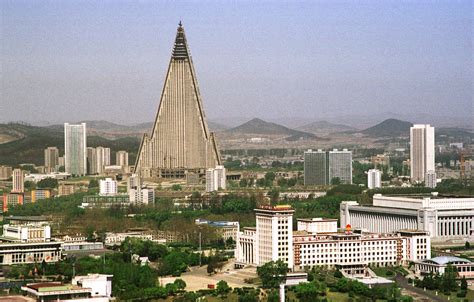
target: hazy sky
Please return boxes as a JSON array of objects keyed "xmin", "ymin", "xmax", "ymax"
[{"xmin": 1, "ymin": 0, "xmax": 472, "ymax": 125}]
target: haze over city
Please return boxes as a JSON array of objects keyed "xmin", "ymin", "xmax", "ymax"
[{"xmin": 2, "ymin": 1, "xmax": 472, "ymax": 126}]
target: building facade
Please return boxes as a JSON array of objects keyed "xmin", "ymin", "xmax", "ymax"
[
  {"xmin": 410, "ymin": 124, "xmax": 435, "ymax": 183},
  {"xmin": 236, "ymin": 206, "xmax": 430, "ymax": 271},
  {"xmin": 12, "ymin": 168, "xmax": 24, "ymax": 193},
  {"xmin": 367, "ymin": 169, "xmax": 382, "ymax": 189},
  {"xmin": 304, "ymin": 149, "xmax": 352, "ymax": 185},
  {"xmin": 255, "ymin": 206, "xmax": 294, "ymax": 269},
  {"xmin": 44, "ymin": 147, "xmax": 59, "ymax": 172},
  {"xmin": 116, "ymin": 151, "xmax": 129, "ymax": 170},
  {"xmin": 340, "ymin": 194, "xmax": 474, "ymax": 241},
  {"xmin": 134, "ymin": 23, "xmax": 221, "ymax": 179},
  {"xmin": 0, "ymin": 166, "xmax": 13, "ymax": 180},
  {"xmin": 205, "ymin": 165, "xmax": 226, "ymax": 192},
  {"xmin": 99, "ymin": 178, "xmax": 117, "ymax": 196},
  {"xmin": 64, "ymin": 123, "xmax": 87, "ymax": 176},
  {"xmin": 87, "ymin": 147, "xmax": 98, "ymax": 175}
]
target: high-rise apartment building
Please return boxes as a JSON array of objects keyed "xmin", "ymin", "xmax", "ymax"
[
  {"xmin": 96, "ymin": 147, "xmax": 111, "ymax": 175},
  {"xmin": 205, "ymin": 165, "xmax": 226, "ymax": 192},
  {"xmin": 255, "ymin": 205, "xmax": 294, "ymax": 268},
  {"xmin": 410, "ymin": 124, "xmax": 435, "ymax": 183},
  {"xmin": 86, "ymin": 147, "xmax": 98, "ymax": 175},
  {"xmin": 304, "ymin": 149, "xmax": 352, "ymax": 185},
  {"xmin": 12, "ymin": 169, "xmax": 24, "ymax": 193},
  {"xmin": 44, "ymin": 147, "xmax": 59, "ymax": 172},
  {"xmin": 64, "ymin": 123, "xmax": 87, "ymax": 176},
  {"xmin": 367, "ymin": 169, "xmax": 382, "ymax": 189},
  {"xmin": 135, "ymin": 23, "xmax": 221, "ymax": 179},
  {"xmin": 116, "ymin": 151, "xmax": 129, "ymax": 170}
]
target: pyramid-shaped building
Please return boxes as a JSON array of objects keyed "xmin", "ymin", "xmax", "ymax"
[{"xmin": 135, "ymin": 23, "xmax": 221, "ymax": 179}]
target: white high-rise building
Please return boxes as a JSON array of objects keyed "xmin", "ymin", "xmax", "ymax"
[
  {"xmin": 99, "ymin": 178, "xmax": 117, "ymax": 196},
  {"xmin": 410, "ymin": 124, "xmax": 435, "ymax": 184},
  {"xmin": 64, "ymin": 123, "xmax": 87, "ymax": 176},
  {"xmin": 44, "ymin": 147, "xmax": 59, "ymax": 172},
  {"xmin": 367, "ymin": 169, "xmax": 382, "ymax": 189},
  {"xmin": 115, "ymin": 151, "xmax": 129, "ymax": 170},
  {"xmin": 205, "ymin": 165, "xmax": 226, "ymax": 192},
  {"xmin": 12, "ymin": 169, "xmax": 24, "ymax": 193},
  {"xmin": 328, "ymin": 149, "xmax": 352, "ymax": 184},
  {"xmin": 255, "ymin": 205, "xmax": 294, "ymax": 268}
]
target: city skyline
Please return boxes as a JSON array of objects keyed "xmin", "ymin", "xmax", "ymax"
[{"xmin": 2, "ymin": 1, "xmax": 472, "ymax": 125}]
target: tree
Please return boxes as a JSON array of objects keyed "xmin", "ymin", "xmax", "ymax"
[
  {"xmin": 37, "ymin": 178, "xmax": 58, "ymax": 189},
  {"xmin": 267, "ymin": 290, "xmax": 279, "ymax": 302},
  {"xmin": 465, "ymin": 241, "xmax": 471, "ymax": 249},
  {"xmin": 24, "ymin": 181, "xmax": 36, "ymax": 190},
  {"xmin": 442, "ymin": 264, "xmax": 458, "ymax": 293},
  {"xmin": 88, "ymin": 179, "xmax": 99, "ymax": 189},
  {"xmin": 295, "ymin": 281, "xmax": 326, "ymax": 302},
  {"xmin": 330, "ymin": 177, "xmax": 341, "ymax": 185},
  {"xmin": 171, "ymin": 184, "xmax": 182, "ymax": 191},
  {"xmin": 460, "ymin": 276, "xmax": 467, "ymax": 290},
  {"xmin": 257, "ymin": 260, "xmax": 288, "ymax": 289},
  {"xmin": 238, "ymin": 292, "xmax": 258, "ymax": 302},
  {"xmin": 216, "ymin": 280, "xmax": 231, "ymax": 298},
  {"xmin": 173, "ymin": 278, "xmax": 186, "ymax": 291}
]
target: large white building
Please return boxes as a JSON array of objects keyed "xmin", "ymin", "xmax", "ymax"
[
  {"xmin": 367, "ymin": 169, "xmax": 382, "ymax": 189},
  {"xmin": 99, "ymin": 178, "xmax": 118, "ymax": 196},
  {"xmin": 236, "ymin": 206, "xmax": 430, "ymax": 272},
  {"xmin": 340, "ymin": 194, "xmax": 474, "ymax": 241},
  {"xmin": 410, "ymin": 124, "xmax": 435, "ymax": 184},
  {"xmin": 255, "ymin": 206, "xmax": 294, "ymax": 269},
  {"xmin": 65, "ymin": 123, "xmax": 87, "ymax": 176},
  {"xmin": 205, "ymin": 165, "xmax": 226, "ymax": 192},
  {"xmin": 127, "ymin": 174, "xmax": 155, "ymax": 204}
]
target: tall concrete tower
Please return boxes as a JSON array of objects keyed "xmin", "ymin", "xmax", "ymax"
[
  {"xmin": 135, "ymin": 23, "xmax": 221, "ymax": 179},
  {"xmin": 410, "ymin": 124, "xmax": 435, "ymax": 183}
]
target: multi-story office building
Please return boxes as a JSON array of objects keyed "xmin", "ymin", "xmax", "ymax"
[
  {"xmin": 86, "ymin": 147, "xmax": 98, "ymax": 175},
  {"xmin": 64, "ymin": 123, "xmax": 87, "ymax": 176},
  {"xmin": 255, "ymin": 205, "xmax": 294, "ymax": 268},
  {"xmin": 410, "ymin": 124, "xmax": 435, "ymax": 184},
  {"xmin": 99, "ymin": 178, "xmax": 117, "ymax": 196},
  {"xmin": 371, "ymin": 154, "xmax": 390, "ymax": 168},
  {"xmin": 116, "ymin": 151, "xmax": 129, "ymax": 170},
  {"xmin": 304, "ymin": 150, "xmax": 326, "ymax": 185},
  {"xmin": 44, "ymin": 147, "xmax": 59, "ymax": 172},
  {"xmin": 12, "ymin": 168, "xmax": 24, "ymax": 193},
  {"xmin": 367, "ymin": 169, "xmax": 382, "ymax": 189},
  {"xmin": 328, "ymin": 149, "xmax": 352, "ymax": 184},
  {"xmin": 236, "ymin": 206, "xmax": 430, "ymax": 271},
  {"xmin": 340, "ymin": 194, "xmax": 474, "ymax": 241},
  {"xmin": 304, "ymin": 149, "xmax": 352, "ymax": 185},
  {"xmin": 205, "ymin": 165, "xmax": 226, "ymax": 192},
  {"xmin": 0, "ymin": 166, "xmax": 13, "ymax": 180}
]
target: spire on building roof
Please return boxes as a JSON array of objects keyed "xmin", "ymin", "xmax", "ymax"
[{"xmin": 173, "ymin": 21, "xmax": 188, "ymax": 59}]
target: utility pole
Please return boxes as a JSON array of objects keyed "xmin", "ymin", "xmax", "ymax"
[{"xmin": 199, "ymin": 231, "xmax": 202, "ymax": 266}]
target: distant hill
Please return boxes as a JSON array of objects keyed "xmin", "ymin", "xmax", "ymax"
[
  {"xmin": 361, "ymin": 119, "xmax": 412, "ymax": 137},
  {"xmin": 226, "ymin": 118, "xmax": 318, "ymax": 140},
  {"xmin": 0, "ymin": 123, "xmax": 140, "ymax": 166},
  {"xmin": 297, "ymin": 120, "xmax": 356, "ymax": 135}
]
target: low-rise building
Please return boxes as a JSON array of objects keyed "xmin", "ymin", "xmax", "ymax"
[
  {"xmin": 0, "ymin": 165, "xmax": 12, "ymax": 180},
  {"xmin": 81, "ymin": 194, "xmax": 130, "ymax": 208},
  {"xmin": 414, "ymin": 256, "xmax": 474, "ymax": 279},
  {"xmin": 340, "ymin": 194, "xmax": 474, "ymax": 240},
  {"xmin": 72, "ymin": 274, "xmax": 113, "ymax": 298},
  {"xmin": 99, "ymin": 178, "xmax": 118, "ymax": 196},
  {"xmin": 58, "ymin": 183, "xmax": 77, "ymax": 196},
  {"xmin": 195, "ymin": 219, "xmax": 240, "ymax": 241},
  {"xmin": 2, "ymin": 193, "xmax": 24, "ymax": 212},
  {"xmin": 31, "ymin": 189, "xmax": 51, "ymax": 202}
]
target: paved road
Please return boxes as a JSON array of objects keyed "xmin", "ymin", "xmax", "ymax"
[{"xmin": 395, "ymin": 273, "xmax": 447, "ymax": 302}]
